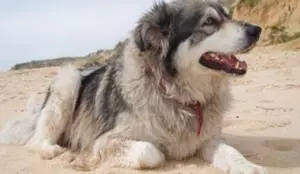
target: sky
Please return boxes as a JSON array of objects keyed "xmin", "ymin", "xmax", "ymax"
[{"xmin": 0, "ymin": 0, "xmax": 170, "ymax": 70}]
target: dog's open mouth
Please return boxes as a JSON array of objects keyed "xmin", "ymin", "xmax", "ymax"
[{"xmin": 199, "ymin": 52, "xmax": 247, "ymax": 75}]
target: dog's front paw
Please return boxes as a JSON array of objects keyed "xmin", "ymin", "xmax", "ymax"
[
  {"xmin": 228, "ymin": 162, "xmax": 268, "ymax": 174},
  {"xmin": 39, "ymin": 144, "xmax": 66, "ymax": 160}
]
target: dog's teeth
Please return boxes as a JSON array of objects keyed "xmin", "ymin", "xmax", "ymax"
[
  {"xmin": 235, "ymin": 62, "xmax": 240, "ymax": 69},
  {"xmin": 210, "ymin": 53, "xmax": 216, "ymax": 57}
]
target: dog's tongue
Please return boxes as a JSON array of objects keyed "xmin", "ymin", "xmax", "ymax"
[{"xmin": 200, "ymin": 52, "xmax": 247, "ymax": 75}]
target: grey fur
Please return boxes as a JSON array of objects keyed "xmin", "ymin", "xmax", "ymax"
[{"xmin": 0, "ymin": 1, "xmax": 267, "ymax": 173}]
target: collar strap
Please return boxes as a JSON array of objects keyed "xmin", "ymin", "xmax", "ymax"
[
  {"xmin": 194, "ymin": 101, "xmax": 203, "ymax": 136},
  {"xmin": 159, "ymin": 79, "xmax": 203, "ymax": 136}
]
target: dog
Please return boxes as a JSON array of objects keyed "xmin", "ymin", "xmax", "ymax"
[{"xmin": 0, "ymin": 0, "xmax": 268, "ymax": 173}]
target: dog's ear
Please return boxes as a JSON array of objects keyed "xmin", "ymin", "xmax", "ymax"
[{"xmin": 134, "ymin": 2, "xmax": 173, "ymax": 52}]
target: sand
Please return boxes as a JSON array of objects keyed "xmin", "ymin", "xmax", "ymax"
[{"xmin": 1, "ymin": 48, "xmax": 300, "ymax": 174}]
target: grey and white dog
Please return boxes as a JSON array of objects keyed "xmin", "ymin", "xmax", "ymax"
[{"xmin": 0, "ymin": 0, "xmax": 268, "ymax": 173}]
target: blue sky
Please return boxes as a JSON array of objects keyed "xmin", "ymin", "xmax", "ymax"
[{"xmin": 0, "ymin": 0, "xmax": 170, "ymax": 70}]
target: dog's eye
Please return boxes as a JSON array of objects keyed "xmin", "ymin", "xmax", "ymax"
[{"xmin": 204, "ymin": 17, "xmax": 214, "ymax": 26}]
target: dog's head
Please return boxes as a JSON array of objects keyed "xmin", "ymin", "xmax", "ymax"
[{"xmin": 133, "ymin": 0, "xmax": 261, "ymax": 80}]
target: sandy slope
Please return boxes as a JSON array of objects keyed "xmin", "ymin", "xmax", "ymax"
[{"xmin": 1, "ymin": 48, "xmax": 300, "ymax": 174}]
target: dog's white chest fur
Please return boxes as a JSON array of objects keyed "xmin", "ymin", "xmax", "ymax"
[
  {"xmin": 111, "ymin": 89, "xmax": 228, "ymax": 160},
  {"xmin": 161, "ymin": 106, "xmax": 225, "ymax": 159}
]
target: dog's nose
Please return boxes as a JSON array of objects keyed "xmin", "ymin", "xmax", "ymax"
[{"xmin": 245, "ymin": 24, "xmax": 262, "ymax": 38}]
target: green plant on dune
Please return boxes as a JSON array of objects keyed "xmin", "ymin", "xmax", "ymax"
[
  {"xmin": 268, "ymin": 25, "xmax": 300, "ymax": 44},
  {"xmin": 240, "ymin": 0, "xmax": 260, "ymax": 7}
]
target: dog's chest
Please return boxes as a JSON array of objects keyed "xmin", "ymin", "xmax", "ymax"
[
  {"xmin": 116, "ymin": 85, "xmax": 229, "ymax": 159},
  {"xmin": 160, "ymin": 109, "xmax": 223, "ymax": 160},
  {"xmin": 161, "ymin": 131, "xmax": 204, "ymax": 160}
]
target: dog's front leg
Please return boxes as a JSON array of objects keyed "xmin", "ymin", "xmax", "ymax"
[
  {"xmin": 76, "ymin": 139, "xmax": 166, "ymax": 170},
  {"xmin": 201, "ymin": 139, "xmax": 268, "ymax": 174},
  {"xmin": 113, "ymin": 140, "xmax": 165, "ymax": 169}
]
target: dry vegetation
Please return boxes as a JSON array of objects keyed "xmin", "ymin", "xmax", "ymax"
[
  {"xmin": 10, "ymin": 40, "xmax": 126, "ymax": 70},
  {"xmin": 239, "ymin": 0, "xmax": 260, "ymax": 7},
  {"xmin": 233, "ymin": 0, "xmax": 300, "ymax": 46}
]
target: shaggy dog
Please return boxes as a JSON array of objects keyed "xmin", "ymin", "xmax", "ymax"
[{"xmin": 0, "ymin": 0, "xmax": 268, "ymax": 173}]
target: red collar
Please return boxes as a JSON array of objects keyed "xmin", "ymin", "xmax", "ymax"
[
  {"xmin": 159, "ymin": 79, "xmax": 203, "ymax": 136},
  {"xmin": 193, "ymin": 101, "xmax": 203, "ymax": 136}
]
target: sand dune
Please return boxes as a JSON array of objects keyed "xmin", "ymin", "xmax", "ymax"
[{"xmin": 1, "ymin": 48, "xmax": 300, "ymax": 174}]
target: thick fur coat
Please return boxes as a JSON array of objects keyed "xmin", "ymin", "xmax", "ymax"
[{"xmin": 0, "ymin": 0, "xmax": 268, "ymax": 173}]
